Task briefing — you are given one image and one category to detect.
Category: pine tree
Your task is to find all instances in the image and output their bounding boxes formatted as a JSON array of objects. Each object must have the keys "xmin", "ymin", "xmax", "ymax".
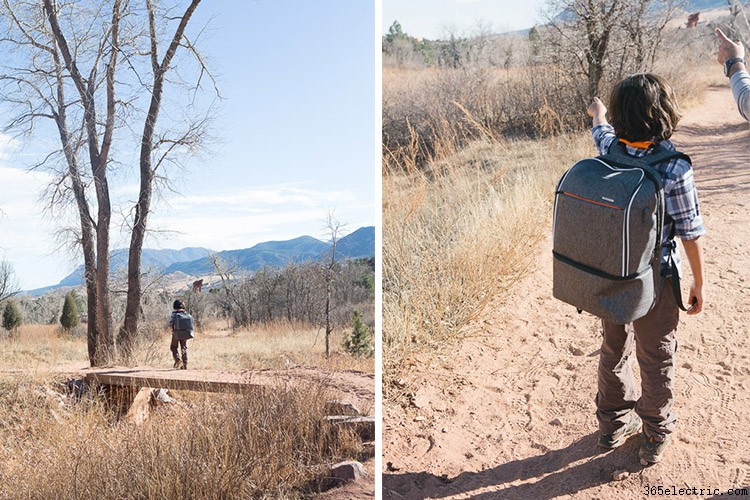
[
  {"xmin": 60, "ymin": 291, "xmax": 80, "ymax": 331},
  {"xmin": 343, "ymin": 309, "xmax": 373, "ymax": 358},
  {"xmin": 2, "ymin": 300, "xmax": 22, "ymax": 335}
]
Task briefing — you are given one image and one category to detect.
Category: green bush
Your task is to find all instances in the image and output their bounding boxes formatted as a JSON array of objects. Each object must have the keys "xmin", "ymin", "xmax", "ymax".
[
  {"xmin": 60, "ymin": 291, "xmax": 79, "ymax": 331},
  {"xmin": 2, "ymin": 300, "xmax": 22, "ymax": 334},
  {"xmin": 342, "ymin": 309, "xmax": 373, "ymax": 358}
]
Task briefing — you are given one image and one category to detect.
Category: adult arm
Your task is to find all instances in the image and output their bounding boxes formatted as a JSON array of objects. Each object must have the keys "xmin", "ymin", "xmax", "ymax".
[
  {"xmin": 730, "ymin": 70, "xmax": 750, "ymax": 122},
  {"xmin": 680, "ymin": 237, "xmax": 704, "ymax": 315},
  {"xmin": 716, "ymin": 28, "xmax": 750, "ymax": 121}
]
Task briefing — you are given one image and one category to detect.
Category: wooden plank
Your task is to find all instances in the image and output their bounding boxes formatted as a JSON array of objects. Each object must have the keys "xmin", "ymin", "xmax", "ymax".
[{"xmin": 84, "ymin": 370, "xmax": 265, "ymax": 394}]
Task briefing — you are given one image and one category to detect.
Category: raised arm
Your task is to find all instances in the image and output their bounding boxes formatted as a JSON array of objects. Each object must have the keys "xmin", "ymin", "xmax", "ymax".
[{"xmin": 716, "ymin": 28, "xmax": 750, "ymax": 121}]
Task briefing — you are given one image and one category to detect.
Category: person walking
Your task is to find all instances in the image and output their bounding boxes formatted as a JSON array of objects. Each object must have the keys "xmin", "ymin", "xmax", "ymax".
[{"xmin": 169, "ymin": 299, "xmax": 194, "ymax": 370}]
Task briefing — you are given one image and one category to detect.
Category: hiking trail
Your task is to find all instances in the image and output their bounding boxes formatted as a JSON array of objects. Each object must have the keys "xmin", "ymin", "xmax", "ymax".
[{"xmin": 383, "ymin": 85, "xmax": 750, "ymax": 499}]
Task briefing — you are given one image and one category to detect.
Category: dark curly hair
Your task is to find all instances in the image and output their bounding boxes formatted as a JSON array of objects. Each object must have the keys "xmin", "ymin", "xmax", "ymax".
[
  {"xmin": 173, "ymin": 300, "xmax": 185, "ymax": 310},
  {"xmin": 608, "ymin": 73, "xmax": 681, "ymax": 142}
]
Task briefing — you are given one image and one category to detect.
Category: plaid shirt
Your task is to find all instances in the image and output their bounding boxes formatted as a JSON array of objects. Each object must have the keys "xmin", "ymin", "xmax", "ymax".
[{"xmin": 592, "ymin": 124, "xmax": 706, "ymax": 271}]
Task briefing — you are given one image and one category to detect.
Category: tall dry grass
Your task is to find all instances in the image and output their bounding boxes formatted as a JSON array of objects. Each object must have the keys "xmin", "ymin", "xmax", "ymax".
[
  {"xmin": 0, "ymin": 374, "xmax": 361, "ymax": 498},
  {"xmin": 0, "ymin": 320, "xmax": 374, "ymax": 374},
  {"xmin": 383, "ymin": 132, "xmax": 593, "ymax": 382},
  {"xmin": 0, "ymin": 321, "xmax": 371, "ymax": 497}
]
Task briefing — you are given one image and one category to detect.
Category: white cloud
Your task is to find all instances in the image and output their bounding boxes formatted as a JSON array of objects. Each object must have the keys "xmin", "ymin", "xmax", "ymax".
[{"xmin": 0, "ymin": 166, "xmax": 76, "ymax": 289}]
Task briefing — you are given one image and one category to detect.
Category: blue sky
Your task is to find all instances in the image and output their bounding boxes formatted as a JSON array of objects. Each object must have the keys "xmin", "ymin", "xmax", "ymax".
[
  {"xmin": 0, "ymin": 0, "xmax": 376, "ymax": 290},
  {"xmin": 383, "ymin": 0, "xmax": 547, "ymax": 39}
]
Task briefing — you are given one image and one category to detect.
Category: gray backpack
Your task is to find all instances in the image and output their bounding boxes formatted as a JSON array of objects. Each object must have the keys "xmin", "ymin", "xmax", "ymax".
[
  {"xmin": 172, "ymin": 311, "xmax": 194, "ymax": 340},
  {"xmin": 552, "ymin": 141, "xmax": 691, "ymax": 324}
]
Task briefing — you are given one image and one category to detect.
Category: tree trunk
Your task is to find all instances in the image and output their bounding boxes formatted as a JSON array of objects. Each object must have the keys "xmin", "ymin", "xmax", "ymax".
[
  {"xmin": 119, "ymin": 0, "xmax": 202, "ymax": 358},
  {"xmin": 43, "ymin": 0, "xmax": 122, "ymax": 364}
]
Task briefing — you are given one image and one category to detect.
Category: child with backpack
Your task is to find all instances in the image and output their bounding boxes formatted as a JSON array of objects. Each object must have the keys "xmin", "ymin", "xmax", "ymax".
[
  {"xmin": 169, "ymin": 299, "xmax": 194, "ymax": 370},
  {"xmin": 583, "ymin": 74, "xmax": 706, "ymax": 464}
]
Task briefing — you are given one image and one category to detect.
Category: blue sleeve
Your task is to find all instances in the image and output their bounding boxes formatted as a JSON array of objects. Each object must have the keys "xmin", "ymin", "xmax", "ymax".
[{"xmin": 591, "ymin": 124, "xmax": 618, "ymax": 155}]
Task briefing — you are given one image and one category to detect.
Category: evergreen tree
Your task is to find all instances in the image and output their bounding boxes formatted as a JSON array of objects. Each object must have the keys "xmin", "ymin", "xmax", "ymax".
[
  {"xmin": 2, "ymin": 300, "xmax": 22, "ymax": 335},
  {"xmin": 60, "ymin": 291, "xmax": 80, "ymax": 331},
  {"xmin": 342, "ymin": 309, "xmax": 373, "ymax": 358}
]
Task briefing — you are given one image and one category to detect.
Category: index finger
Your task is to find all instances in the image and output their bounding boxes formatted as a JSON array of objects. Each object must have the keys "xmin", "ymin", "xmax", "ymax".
[{"xmin": 716, "ymin": 28, "xmax": 731, "ymax": 43}]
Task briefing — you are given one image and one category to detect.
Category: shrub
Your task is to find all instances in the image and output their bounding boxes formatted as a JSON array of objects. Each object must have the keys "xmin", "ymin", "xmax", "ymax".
[
  {"xmin": 2, "ymin": 301, "xmax": 22, "ymax": 334},
  {"xmin": 60, "ymin": 292, "xmax": 79, "ymax": 332},
  {"xmin": 343, "ymin": 309, "xmax": 373, "ymax": 358}
]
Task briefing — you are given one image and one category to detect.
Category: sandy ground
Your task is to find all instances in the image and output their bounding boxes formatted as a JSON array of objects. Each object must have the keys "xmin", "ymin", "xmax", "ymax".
[{"xmin": 383, "ymin": 85, "xmax": 750, "ymax": 499}]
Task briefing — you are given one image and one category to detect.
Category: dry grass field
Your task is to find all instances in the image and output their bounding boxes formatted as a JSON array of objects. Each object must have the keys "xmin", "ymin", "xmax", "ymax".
[{"xmin": 0, "ymin": 321, "xmax": 373, "ymax": 498}]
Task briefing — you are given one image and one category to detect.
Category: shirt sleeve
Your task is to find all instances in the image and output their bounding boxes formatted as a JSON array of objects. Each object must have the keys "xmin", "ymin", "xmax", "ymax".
[
  {"xmin": 730, "ymin": 69, "xmax": 750, "ymax": 122},
  {"xmin": 663, "ymin": 159, "xmax": 706, "ymax": 241},
  {"xmin": 591, "ymin": 123, "xmax": 618, "ymax": 155}
]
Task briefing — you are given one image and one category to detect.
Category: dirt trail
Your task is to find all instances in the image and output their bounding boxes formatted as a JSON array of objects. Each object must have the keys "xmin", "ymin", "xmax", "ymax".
[{"xmin": 383, "ymin": 85, "xmax": 750, "ymax": 499}]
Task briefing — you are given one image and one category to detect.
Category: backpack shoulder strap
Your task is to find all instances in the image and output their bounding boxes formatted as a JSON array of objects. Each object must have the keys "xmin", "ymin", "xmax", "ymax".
[{"xmin": 642, "ymin": 143, "xmax": 691, "ymax": 167}]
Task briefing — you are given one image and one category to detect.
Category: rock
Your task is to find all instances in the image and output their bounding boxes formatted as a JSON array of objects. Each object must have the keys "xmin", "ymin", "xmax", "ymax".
[
  {"xmin": 153, "ymin": 388, "xmax": 176, "ymax": 404},
  {"xmin": 329, "ymin": 460, "xmax": 366, "ymax": 484},
  {"xmin": 442, "ymin": 427, "xmax": 448, "ymax": 433},
  {"xmin": 325, "ymin": 416, "xmax": 375, "ymax": 441},
  {"xmin": 394, "ymin": 378, "xmax": 407, "ymax": 388},
  {"xmin": 414, "ymin": 416, "xmax": 426, "ymax": 422},
  {"xmin": 550, "ymin": 417, "xmax": 563, "ymax": 426},
  {"xmin": 612, "ymin": 470, "xmax": 630, "ymax": 481},
  {"xmin": 124, "ymin": 388, "xmax": 155, "ymax": 426},
  {"xmin": 325, "ymin": 400, "xmax": 361, "ymax": 416},
  {"xmin": 411, "ymin": 389, "xmax": 430, "ymax": 409}
]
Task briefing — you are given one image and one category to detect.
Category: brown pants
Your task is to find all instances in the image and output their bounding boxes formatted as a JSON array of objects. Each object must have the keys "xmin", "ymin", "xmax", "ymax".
[
  {"xmin": 596, "ymin": 278, "xmax": 679, "ymax": 440},
  {"xmin": 170, "ymin": 337, "xmax": 188, "ymax": 365}
]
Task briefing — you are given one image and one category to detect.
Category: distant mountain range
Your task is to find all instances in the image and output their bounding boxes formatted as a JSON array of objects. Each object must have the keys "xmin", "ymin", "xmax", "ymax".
[
  {"xmin": 27, "ymin": 226, "xmax": 375, "ymax": 295},
  {"xmin": 684, "ymin": 0, "xmax": 733, "ymax": 11}
]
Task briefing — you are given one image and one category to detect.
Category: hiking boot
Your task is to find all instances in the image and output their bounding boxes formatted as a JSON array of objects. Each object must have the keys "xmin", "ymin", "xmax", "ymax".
[
  {"xmin": 180, "ymin": 364, "xmax": 187, "ymax": 370},
  {"xmin": 173, "ymin": 359, "xmax": 182, "ymax": 369},
  {"xmin": 639, "ymin": 433, "xmax": 671, "ymax": 465},
  {"xmin": 598, "ymin": 414, "xmax": 642, "ymax": 449}
]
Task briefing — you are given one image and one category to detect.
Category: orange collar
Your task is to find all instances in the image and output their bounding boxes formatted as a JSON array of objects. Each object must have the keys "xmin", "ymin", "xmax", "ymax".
[{"xmin": 620, "ymin": 138, "xmax": 655, "ymax": 149}]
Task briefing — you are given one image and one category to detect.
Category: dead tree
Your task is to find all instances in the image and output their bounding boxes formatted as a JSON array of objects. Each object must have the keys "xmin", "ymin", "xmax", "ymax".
[
  {"xmin": 543, "ymin": 0, "xmax": 681, "ymax": 102},
  {"xmin": 323, "ymin": 212, "xmax": 344, "ymax": 359},
  {"xmin": 0, "ymin": 1, "xmax": 213, "ymax": 365},
  {"xmin": 0, "ymin": 261, "xmax": 19, "ymax": 304},
  {"xmin": 118, "ymin": 0, "xmax": 211, "ymax": 360}
]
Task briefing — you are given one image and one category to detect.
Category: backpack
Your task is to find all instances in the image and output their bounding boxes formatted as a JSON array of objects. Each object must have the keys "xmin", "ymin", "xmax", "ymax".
[
  {"xmin": 552, "ymin": 141, "xmax": 691, "ymax": 324},
  {"xmin": 172, "ymin": 311, "xmax": 194, "ymax": 340}
]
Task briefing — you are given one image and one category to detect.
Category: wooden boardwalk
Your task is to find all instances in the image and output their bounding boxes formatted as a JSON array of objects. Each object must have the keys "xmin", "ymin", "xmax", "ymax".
[
  {"xmin": 84, "ymin": 367, "xmax": 258, "ymax": 394},
  {"xmin": 78, "ymin": 366, "xmax": 375, "ymax": 410}
]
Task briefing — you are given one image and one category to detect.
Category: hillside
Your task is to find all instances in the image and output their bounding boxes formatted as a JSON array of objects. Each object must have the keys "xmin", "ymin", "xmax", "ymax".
[{"xmin": 26, "ymin": 227, "xmax": 375, "ymax": 293}]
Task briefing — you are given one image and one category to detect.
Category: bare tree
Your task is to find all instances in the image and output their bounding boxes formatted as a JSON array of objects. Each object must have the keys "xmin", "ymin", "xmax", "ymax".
[
  {"xmin": 542, "ymin": 0, "xmax": 681, "ymax": 103},
  {"xmin": 0, "ymin": 0, "xmax": 212, "ymax": 365},
  {"xmin": 118, "ymin": 0, "xmax": 209, "ymax": 359},
  {"xmin": 322, "ymin": 212, "xmax": 344, "ymax": 359},
  {"xmin": 0, "ymin": 261, "xmax": 19, "ymax": 304}
]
